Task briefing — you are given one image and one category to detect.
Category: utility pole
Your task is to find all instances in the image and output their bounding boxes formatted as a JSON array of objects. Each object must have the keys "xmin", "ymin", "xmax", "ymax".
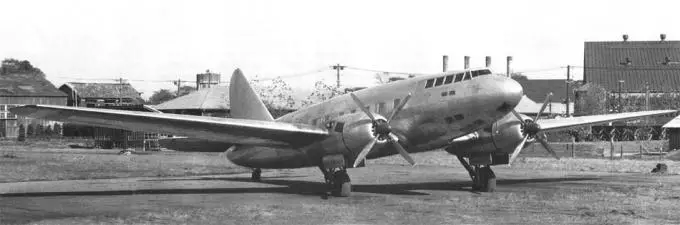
[
  {"xmin": 331, "ymin": 64, "xmax": 345, "ymax": 88},
  {"xmin": 118, "ymin": 77, "xmax": 124, "ymax": 106},
  {"xmin": 566, "ymin": 65, "xmax": 571, "ymax": 117},
  {"xmin": 174, "ymin": 78, "xmax": 182, "ymax": 96}
]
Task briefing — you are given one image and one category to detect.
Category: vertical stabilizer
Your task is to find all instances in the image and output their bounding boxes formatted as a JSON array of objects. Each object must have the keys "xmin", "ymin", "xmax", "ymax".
[{"xmin": 229, "ymin": 69, "xmax": 274, "ymax": 121}]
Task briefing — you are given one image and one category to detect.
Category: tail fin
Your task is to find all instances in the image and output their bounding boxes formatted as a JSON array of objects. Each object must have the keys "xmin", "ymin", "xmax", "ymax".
[{"xmin": 229, "ymin": 69, "xmax": 274, "ymax": 121}]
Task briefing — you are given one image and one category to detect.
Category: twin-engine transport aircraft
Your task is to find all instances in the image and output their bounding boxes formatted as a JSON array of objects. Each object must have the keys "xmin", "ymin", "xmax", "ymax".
[{"xmin": 11, "ymin": 68, "xmax": 675, "ymax": 197}]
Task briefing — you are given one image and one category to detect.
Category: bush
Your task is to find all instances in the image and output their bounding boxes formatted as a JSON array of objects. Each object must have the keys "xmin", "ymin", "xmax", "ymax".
[
  {"xmin": 53, "ymin": 123, "xmax": 62, "ymax": 136},
  {"xmin": 26, "ymin": 124, "xmax": 34, "ymax": 137}
]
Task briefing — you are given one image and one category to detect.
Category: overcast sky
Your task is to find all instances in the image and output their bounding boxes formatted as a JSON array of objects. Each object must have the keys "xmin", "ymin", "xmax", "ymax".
[{"xmin": 1, "ymin": 0, "xmax": 678, "ymax": 98}]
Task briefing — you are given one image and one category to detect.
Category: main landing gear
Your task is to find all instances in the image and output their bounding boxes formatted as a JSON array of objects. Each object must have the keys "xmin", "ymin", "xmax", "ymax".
[
  {"xmin": 251, "ymin": 168, "xmax": 262, "ymax": 181},
  {"xmin": 457, "ymin": 155, "xmax": 497, "ymax": 192},
  {"xmin": 320, "ymin": 166, "xmax": 351, "ymax": 197}
]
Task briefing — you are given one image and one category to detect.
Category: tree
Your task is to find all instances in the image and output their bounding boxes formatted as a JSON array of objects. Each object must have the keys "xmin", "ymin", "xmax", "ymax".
[
  {"xmin": 148, "ymin": 89, "xmax": 176, "ymax": 105},
  {"xmin": 53, "ymin": 123, "xmax": 62, "ymax": 136},
  {"xmin": 301, "ymin": 81, "xmax": 345, "ymax": 107},
  {"xmin": 574, "ymin": 83, "xmax": 607, "ymax": 116}
]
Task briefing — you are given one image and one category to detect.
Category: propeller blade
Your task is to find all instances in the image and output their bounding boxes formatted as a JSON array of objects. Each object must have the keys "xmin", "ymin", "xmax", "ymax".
[
  {"xmin": 350, "ymin": 93, "xmax": 376, "ymax": 121},
  {"xmin": 511, "ymin": 109, "xmax": 526, "ymax": 125},
  {"xmin": 389, "ymin": 133, "xmax": 415, "ymax": 166},
  {"xmin": 387, "ymin": 93, "xmax": 412, "ymax": 122},
  {"xmin": 353, "ymin": 137, "xmax": 379, "ymax": 168},
  {"xmin": 534, "ymin": 92, "xmax": 553, "ymax": 121},
  {"xmin": 537, "ymin": 136, "xmax": 560, "ymax": 160},
  {"xmin": 508, "ymin": 135, "xmax": 529, "ymax": 165}
]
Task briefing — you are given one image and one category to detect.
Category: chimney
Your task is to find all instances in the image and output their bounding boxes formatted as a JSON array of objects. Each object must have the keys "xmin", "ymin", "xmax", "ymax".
[
  {"xmin": 506, "ymin": 56, "xmax": 513, "ymax": 77},
  {"xmin": 442, "ymin": 55, "xmax": 448, "ymax": 72},
  {"xmin": 622, "ymin": 34, "xmax": 629, "ymax": 42},
  {"xmin": 464, "ymin": 56, "xmax": 470, "ymax": 69},
  {"xmin": 485, "ymin": 56, "xmax": 491, "ymax": 68},
  {"xmin": 661, "ymin": 33, "xmax": 667, "ymax": 41}
]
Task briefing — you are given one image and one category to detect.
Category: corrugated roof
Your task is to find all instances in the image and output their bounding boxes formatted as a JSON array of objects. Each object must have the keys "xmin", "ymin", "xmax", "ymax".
[
  {"xmin": 0, "ymin": 73, "xmax": 67, "ymax": 97},
  {"xmin": 155, "ymin": 86, "xmax": 230, "ymax": 110},
  {"xmin": 516, "ymin": 79, "xmax": 574, "ymax": 103},
  {"xmin": 584, "ymin": 41, "xmax": 680, "ymax": 92},
  {"xmin": 65, "ymin": 82, "xmax": 142, "ymax": 99},
  {"xmin": 663, "ymin": 114, "xmax": 680, "ymax": 128}
]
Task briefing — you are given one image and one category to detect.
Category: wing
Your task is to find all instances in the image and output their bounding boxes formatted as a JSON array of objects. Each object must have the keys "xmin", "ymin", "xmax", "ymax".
[
  {"xmin": 11, "ymin": 105, "xmax": 329, "ymax": 147},
  {"xmin": 538, "ymin": 110, "xmax": 677, "ymax": 132}
]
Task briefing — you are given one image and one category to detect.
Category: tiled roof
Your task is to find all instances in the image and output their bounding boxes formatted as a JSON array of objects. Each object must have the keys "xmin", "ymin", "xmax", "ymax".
[
  {"xmin": 64, "ymin": 82, "xmax": 142, "ymax": 99},
  {"xmin": 0, "ymin": 73, "xmax": 67, "ymax": 97},
  {"xmin": 584, "ymin": 41, "xmax": 680, "ymax": 92},
  {"xmin": 155, "ymin": 86, "xmax": 230, "ymax": 110},
  {"xmin": 515, "ymin": 79, "xmax": 574, "ymax": 103}
]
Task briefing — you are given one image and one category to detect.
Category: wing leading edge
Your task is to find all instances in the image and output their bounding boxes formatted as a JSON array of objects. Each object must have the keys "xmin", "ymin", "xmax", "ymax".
[
  {"xmin": 538, "ymin": 110, "xmax": 677, "ymax": 132},
  {"xmin": 11, "ymin": 105, "xmax": 329, "ymax": 147}
]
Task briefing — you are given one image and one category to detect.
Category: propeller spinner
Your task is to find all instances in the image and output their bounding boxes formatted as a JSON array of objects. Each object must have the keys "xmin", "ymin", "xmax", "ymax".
[
  {"xmin": 350, "ymin": 93, "xmax": 415, "ymax": 168},
  {"xmin": 508, "ymin": 92, "xmax": 560, "ymax": 165}
]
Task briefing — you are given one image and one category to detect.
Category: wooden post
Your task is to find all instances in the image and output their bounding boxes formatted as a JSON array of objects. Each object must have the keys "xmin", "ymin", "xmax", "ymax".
[
  {"xmin": 639, "ymin": 145, "xmax": 643, "ymax": 159},
  {"xmin": 571, "ymin": 143, "xmax": 575, "ymax": 158},
  {"xmin": 610, "ymin": 140, "xmax": 614, "ymax": 160},
  {"xmin": 620, "ymin": 145, "xmax": 623, "ymax": 159}
]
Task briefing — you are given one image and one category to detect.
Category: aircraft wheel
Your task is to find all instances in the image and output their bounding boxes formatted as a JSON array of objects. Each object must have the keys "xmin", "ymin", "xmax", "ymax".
[
  {"xmin": 251, "ymin": 168, "xmax": 262, "ymax": 181},
  {"xmin": 331, "ymin": 170, "xmax": 351, "ymax": 197},
  {"xmin": 479, "ymin": 167, "xmax": 496, "ymax": 192}
]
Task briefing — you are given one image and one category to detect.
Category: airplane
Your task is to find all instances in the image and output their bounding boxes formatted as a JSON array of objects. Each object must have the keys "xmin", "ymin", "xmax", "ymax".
[{"xmin": 11, "ymin": 68, "xmax": 675, "ymax": 197}]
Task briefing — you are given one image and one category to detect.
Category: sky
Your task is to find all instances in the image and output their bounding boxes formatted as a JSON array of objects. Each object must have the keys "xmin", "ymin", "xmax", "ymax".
[{"xmin": 1, "ymin": 0, "xmax": 679, "ymax": 99}]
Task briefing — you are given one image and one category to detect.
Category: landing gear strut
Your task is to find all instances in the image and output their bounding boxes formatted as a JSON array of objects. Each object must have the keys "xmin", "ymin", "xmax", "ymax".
[
  {"xmin": 457, "ymin": 156, "xmax": 496, "ymax": 192},
  {"xmin": 320, "ymin": 166, "xmax": 351, "ymax": 197},
  {"xmin": 251, "ymin": 168, "xmax": 261, "ymax": 181}
]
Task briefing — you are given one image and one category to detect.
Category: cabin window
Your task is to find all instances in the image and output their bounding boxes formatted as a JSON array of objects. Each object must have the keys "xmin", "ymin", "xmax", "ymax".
[
  {"xmin": 454, "ymin": 73, "xmax": 464, "ymax": 82},
  {"xmin": 454, "ymin": 114, "xmax": 464, "ymax": 120},
  {"xmin": 449, "ymin": 90, "xmax": 456, "ymax": 95},
  {"xmin": 444, "ymin": 75, "xmax": 454, "ymax": 84},
  {"xmin": 350, "ymin": 109, "xmax": 356, "ymax": 113},
  {"xmin": 393, "ymin": 98, "xmax": 401, "ymax": 108},
  {"xmin": 425, "ymin": 79, "xmax": 435, "ymax": 88},
  {"xmin": 441, "ymin": 92, "xmax": 447, "ymax": 97},
  {"xmin": 445, "ymin": 117, "xmax": 453, "ymax": 124},
  {"xmin": 435, "ymin": 77, "xmax": 445, "ymax": 86},
  {"xmin": 377, "ymin": 102, "xmax": 386, "ymax": 114},
  {"xmin": 339, "ymin": 111, "xmax": 345, "ymax": 116},
  {"xmin": 312, "ymin": 118, "xmax": 318, "ymax": 125}
]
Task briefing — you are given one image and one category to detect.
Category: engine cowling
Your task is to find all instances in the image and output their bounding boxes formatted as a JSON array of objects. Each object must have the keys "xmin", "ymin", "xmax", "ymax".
[
  {"xmin": 316, "ymin": 113, "xmax": 390, "ymax": 165},
  {"xmin": 445, "ymin": 113, "xmax": 529, "ymax": 155}
]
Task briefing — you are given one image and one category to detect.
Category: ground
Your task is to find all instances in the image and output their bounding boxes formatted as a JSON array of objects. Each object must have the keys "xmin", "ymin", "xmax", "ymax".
[{"xmin": 1, "ymin": 140, "xmax": 679, "ymax": 224}]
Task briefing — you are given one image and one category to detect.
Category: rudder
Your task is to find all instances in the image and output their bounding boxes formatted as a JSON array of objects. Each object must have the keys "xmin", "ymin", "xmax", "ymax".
[{"xmin": 229, "ymin": 69, "xmax": 274, "ymax": 121}]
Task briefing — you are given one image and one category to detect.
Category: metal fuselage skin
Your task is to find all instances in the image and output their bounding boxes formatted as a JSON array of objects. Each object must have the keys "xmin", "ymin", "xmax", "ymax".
[{"xmin": 226, "ymin": 71, "xmax": 524, "ymax": 169}]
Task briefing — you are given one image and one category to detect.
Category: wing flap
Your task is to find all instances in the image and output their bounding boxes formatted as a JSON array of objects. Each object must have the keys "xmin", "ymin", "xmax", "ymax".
[
  {"xmin": 538, "ymin": 110, "xmax": 677, "ymax": 132},
  {"xmin": 11, "ymin": 105, "xmax": 329, "ymax": 147}
]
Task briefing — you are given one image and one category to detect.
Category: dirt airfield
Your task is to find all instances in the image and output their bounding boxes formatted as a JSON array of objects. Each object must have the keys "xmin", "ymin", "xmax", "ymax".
[{"xmin": 1, "ymin": 142, "xmax": 679, "ymax": 224}]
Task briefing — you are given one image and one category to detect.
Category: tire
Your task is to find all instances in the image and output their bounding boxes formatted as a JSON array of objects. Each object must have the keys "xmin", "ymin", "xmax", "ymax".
[
  {"xmin": 480, "ymin": 167, "xmax": 496, "ymax": 192},
  {"xmin": 332, "ymin": 171, "xmax": 351, "ymax": 197},
  {"xmin": 251, "ymin": 169, "xmax": 261, "ymax": 181}
]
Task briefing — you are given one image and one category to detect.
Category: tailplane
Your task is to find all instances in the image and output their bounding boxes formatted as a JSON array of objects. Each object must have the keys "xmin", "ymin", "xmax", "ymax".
[{"xmin": 229, "ymin": 69, "xmax": 274, "ymax": 121}]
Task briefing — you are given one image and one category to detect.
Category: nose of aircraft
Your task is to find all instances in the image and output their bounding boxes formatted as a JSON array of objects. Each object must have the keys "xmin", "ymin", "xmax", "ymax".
[{"xmin": 474, "ymin": 75, "xmax": 524, "ymax": 113}]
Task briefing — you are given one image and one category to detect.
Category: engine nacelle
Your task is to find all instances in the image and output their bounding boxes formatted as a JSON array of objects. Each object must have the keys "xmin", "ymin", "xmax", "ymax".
[
  {"xmin": 315, "ymin": 113, "xmax": 386, "ymax": 166},
  {"xmin": 445, "ymin": 113, "xmax": 528, "ymax": 155}
]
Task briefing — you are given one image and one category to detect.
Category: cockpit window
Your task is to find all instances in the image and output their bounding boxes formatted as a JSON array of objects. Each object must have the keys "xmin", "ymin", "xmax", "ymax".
[
  {"xmin": 444, "ymin": 75, "xmax": 454, "ymax": 84},
  {"xmin": 463, "ymin": 71, "xmax": 471, "ymax": 80},
  {"xmin": 471, "ymin": 70, "xmax": 480, "ymax": 78},
  {"xmin": 454, "ymin": 73, "xmax": 464, "ymax": 82},
  {"xmin": 434, "ymin": 77, "xmax": 445, "ymax": 86},
  {"xmin": 425, "ymin": 79, "xmax": 434, "ymax": 88},
  {"xmin": 477, "ymin": 69, "xmax": 491, "ymax": 76}
]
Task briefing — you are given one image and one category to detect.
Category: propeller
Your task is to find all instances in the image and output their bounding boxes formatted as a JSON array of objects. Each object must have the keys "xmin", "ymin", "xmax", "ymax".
[
  {"xmin": 350, "ymin": 93, "xmax": 415, "ymax": 168},
  {"xmin": 508, "ymin": 92, "xmax": 560, "ymax": 164}
]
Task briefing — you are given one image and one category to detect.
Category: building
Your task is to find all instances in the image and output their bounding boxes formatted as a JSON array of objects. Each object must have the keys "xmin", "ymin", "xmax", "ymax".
[
  {"xmin": 0, "ymin": 72, "xmax": 67, "ymax": 138},
  {"xmin": 581, "ymin": 34, "xmax": 680, "ymax": 141},
  {"xmin": 154, "ymin": 86, "xmax": 231, "ymax": 117},
  {"xmin": 196, "ymin": 70, "xmax": 221, "ymax": 90},
  {"xmin": 58, "ymin": 82, "xmax": 158, "ymax": 150},
  {"xmin": 59, "ymin": 82, "xmax": 144, "ymax": 107},
  {"xmin": 584, "ymin": 34, "xmax": 680, "ymax": 94},
  {"xmin": 515, "ymin": 79, "xmax": 575, "ymax": 117}
]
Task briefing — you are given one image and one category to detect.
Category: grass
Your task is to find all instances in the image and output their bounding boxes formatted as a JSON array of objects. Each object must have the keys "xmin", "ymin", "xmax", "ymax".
[{"xmin": 0, "ymin": 140, "xmax": 248, "ymax": 183}]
